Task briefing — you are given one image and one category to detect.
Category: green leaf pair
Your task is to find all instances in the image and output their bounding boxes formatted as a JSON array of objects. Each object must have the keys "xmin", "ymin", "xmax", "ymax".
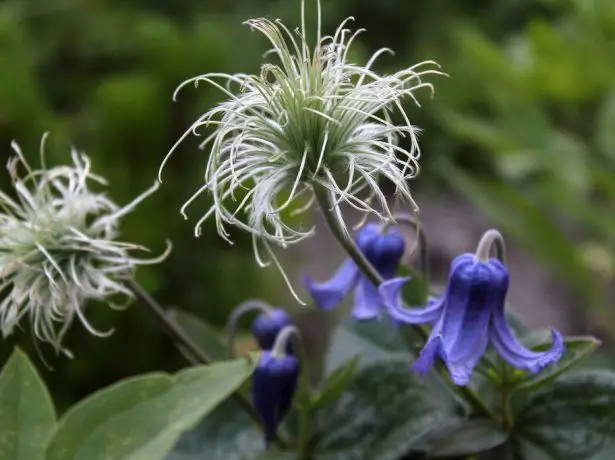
[{"xmin": 0, "ymin": 348, "xmax": 255, "ymax": 460}]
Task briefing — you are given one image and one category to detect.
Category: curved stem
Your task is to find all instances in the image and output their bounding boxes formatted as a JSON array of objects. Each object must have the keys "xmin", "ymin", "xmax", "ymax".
[
  {"xmin": 389, "ymin": 212, "xmax": 429, "ymax": 281},
  {"xmin": 226, "ymin": 299, "xmax": 273, "ymax": 357},
  {"xmin": 127, "ymin": 279, "xmax": 288, "ymax": 448},
  {"xmin": 312, "ymin": 186, "xmax": 495, "ymax": 420},
  {"xmin": 475, "ymin": 229, "xmax": 506, "ymax": 264}
]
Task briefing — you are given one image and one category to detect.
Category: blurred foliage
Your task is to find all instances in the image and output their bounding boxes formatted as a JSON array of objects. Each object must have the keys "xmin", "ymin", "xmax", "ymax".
[
  {"xmin": 1, "ymin": 0, "xmax": 614, "ymax": 406},
  {"xmin": 431, "ymin": 0, "xmax": 615, "ymax": 330}
]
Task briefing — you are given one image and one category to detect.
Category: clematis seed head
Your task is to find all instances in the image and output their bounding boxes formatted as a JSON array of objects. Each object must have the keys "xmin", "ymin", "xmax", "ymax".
[
  {"xmin": 158, "ymin": 0, "xmax": 444, "ymax": 301},
  {"xmin": 0, "ymin": 134, "xmax": 170, "ymax": 355}
]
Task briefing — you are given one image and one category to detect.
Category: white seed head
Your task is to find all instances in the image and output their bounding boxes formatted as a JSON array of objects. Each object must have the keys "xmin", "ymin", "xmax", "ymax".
[
  {"xmin": 159, "ymin": 0, "xmax": 444, "ymax": 301},
  {"xmin": 0, "ymin": 134, "xmax": 170, "ymax": 354}
]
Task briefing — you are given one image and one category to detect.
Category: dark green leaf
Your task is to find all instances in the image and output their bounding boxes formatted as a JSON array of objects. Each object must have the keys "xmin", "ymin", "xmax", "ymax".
[
  {"xmin": 512, "ymin": 336, "xmax": 601, "ymax": 392},
  {"xmin": 254, "ymin": 452, "xmax": 298, "ymax": 460},
  {"xmin": 0, "ymin": 348, "xmax": 56, "ymax": 460},
  {"xmin": 325, "ymin": 317, "xmax": 409, "ymax": 374},
  {"xmin": 427, "ymin": 419, "xmax": 508, "ymax": 457},
  {"xmin": 315, "ymin": 360, "xmax": 462, "ymax": 460},
  {"xmin": 46, "ymin": 358, "xmax": 255, "ymax": 460},
  {"xmin": 166, "ymin": 400, "xmax": 262, "ymax": 460},
  {"xmin": 312, "ymin": 355, "xmax": 360, "ymax": 410},
  {"xmin": 514, "ymin": 370, "xmax": 615, "ymax": 459},
  {"xmin": 167, "ymin": 309, "xmax": 230, "ymax": 361},
  {"xmin": 395, "ymin": 266, "xmax": 429, "ymax": 305}
]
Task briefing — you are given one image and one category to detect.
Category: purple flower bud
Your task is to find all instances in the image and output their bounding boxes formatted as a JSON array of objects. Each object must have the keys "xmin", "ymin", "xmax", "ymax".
[
  {"xmin": 252, "ymin": 351, "xmax": 299, "ymax": 446},
  {"xmin": 251, "ymin": 308, "xmax": 293, "ymax": 352}
]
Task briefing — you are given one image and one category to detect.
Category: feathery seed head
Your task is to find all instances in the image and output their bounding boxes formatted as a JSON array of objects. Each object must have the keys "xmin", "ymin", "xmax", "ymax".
[
  {"xmin": 0, "ymin": 134, "xmax": 170, "ymax": 354},
  {"xmin": 159, "ymin": 0, "xmax": 444, "ymax": 300}
]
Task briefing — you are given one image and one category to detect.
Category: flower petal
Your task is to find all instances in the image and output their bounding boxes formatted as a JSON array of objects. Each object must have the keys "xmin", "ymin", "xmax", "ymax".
[
  {"xmin": 379, "ymin": 277, "xmax": 445, "ymax": 325},
  {"xmin": 304, "ymin": 259, "xmax": 359, "ymax": 311},
  {"xmin": 490, "ymin": 308, "xmax": 564, "ymax": 373},
  {"xmin": 410, "ymin": 323, "xmax": 443, "ymax": 378},
  {"xmin": 445, "ymin": 330, "xmax": 489, "ymax": 386},
  {"xmin": 436, "ymin": 255, "xmax": 495, "ymax": 383},
  {"xmin": 351, "ymin": 277, "xmax": 382, "ymax": 320}
]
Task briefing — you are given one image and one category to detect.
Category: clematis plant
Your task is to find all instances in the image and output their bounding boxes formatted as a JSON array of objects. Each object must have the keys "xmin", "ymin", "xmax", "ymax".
[{"xmin": 0, "ymin": 2, "xmax": 610, "ymax": 460}]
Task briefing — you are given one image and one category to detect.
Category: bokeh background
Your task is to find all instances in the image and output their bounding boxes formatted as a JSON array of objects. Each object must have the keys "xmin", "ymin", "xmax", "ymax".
[{"xmin": 2, "ymin": 0, "xmax": 615, "ymax": 410}]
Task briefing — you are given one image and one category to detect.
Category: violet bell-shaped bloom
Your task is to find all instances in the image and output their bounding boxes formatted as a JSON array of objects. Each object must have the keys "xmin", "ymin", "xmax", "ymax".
[
  {"xmin": 379, "ymin": 254, "xmax": 565, "ymax": 386},
  {"xmin": 251, "ymin": 326, "xmax": 299, "ymax": 446},
  {"xmin": 304, "ymin": 223, "xmax": 405, "ymax": 320}
]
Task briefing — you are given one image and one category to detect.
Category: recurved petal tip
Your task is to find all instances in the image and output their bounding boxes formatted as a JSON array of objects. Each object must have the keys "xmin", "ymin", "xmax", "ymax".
[{"xmin": 304, "ymin": 259, "xmax": 358, "ymax": 311}]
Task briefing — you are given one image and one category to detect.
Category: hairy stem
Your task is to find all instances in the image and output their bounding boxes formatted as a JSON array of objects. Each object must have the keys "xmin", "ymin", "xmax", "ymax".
[
  {"xmin": 127, "ymin": 279, "xmax": 288, "ymax": 447},
  {"xmin": 312, "ymin": 185, "xmax": 495, "ymax": 419}
]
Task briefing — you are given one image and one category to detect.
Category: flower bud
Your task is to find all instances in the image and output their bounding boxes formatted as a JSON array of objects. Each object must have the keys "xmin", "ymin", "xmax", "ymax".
[
  {"xmin": 251, "ymin": 324, "xmax": 300, "ymax": 446},
  {"xmin": 251, "ymin": 308, "xmax": 293, "ymax": 352}
]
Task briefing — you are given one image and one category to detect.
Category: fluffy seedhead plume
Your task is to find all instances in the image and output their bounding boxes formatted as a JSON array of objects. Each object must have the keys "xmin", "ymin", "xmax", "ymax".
[
  {"xmin": 159, "ymin": 0, "xmax": 444, "ymax": 300},
  {"xmin": 0, "ymin": 134, "xmax": 170, "ymax": 354}
]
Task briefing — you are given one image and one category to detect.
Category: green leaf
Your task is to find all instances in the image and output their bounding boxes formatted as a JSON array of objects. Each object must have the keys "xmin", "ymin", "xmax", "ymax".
[
  {"xmin": 46, "ymin": 357, "xmax": 255, "ymax": 460},
  {"xmin": 514, "ymin": 370, "xmax": 615, "ymax": 459},
  {"xmin": 511, "ymin": 336, "xmax": 601, "ymax": 392},
  {"xmin": 0, "ymin": 348, "xmax": 56, "ymax": 460},
  {"xmin": 315, "ymin": 360, "xmax": 462, "ymax": 460},
  {"xmin": 395, "ymin": 265, "xmax": 429, "ymax": 305},
  {"xmin": 427, "ymin": 419, "xmax": 509, "ymax": 457},
  {"xmin": 167, "ymin": 309, "xmax": 230, "ymax": 361},
  {"xmin": 254, "ymin": 452, "xmax": 298, "ymax": 460},
  {"xmin": 166, "ymin": 400, "xmax": 262, "ymax": 460},
  {"xmin": 312, "ymin": 355, "xmax": 360, "ymax": 410},
  {"xmin": 325, "ymin": 318, "xmax": 455, "ymax": 407},
  {"xmin": 325, "ymin": 317, "xmax": 409, "ymax": 374}
]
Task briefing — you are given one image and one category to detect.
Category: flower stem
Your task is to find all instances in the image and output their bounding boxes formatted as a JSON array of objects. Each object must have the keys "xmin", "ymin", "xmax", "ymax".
[
  {"xmin": 298, "ymin": 408, "xmax": 315, "ymax": 459},
  {"xmin": 126, "ymin": 279, "xmax": 288, "ymax": 448},
  {"xmin": 312, "ymin": 186, "xmax": 495, "ymax": 420}
]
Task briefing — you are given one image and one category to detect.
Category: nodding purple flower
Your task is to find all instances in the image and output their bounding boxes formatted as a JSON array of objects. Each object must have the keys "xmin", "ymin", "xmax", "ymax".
[
  {"xmin": 379, "ymin": 254, "xmax": 565, "ymax": 386},
  {"xmin": 251, "ymin": 327, "xmax": 299, "ymax": 447},
  {"xmin": 252, "ymin": 308, "xmax": 294, "ymax": 353},
  {"xmin": 304, "ymin": 223, "xmax": 405, "ymax": 320}
]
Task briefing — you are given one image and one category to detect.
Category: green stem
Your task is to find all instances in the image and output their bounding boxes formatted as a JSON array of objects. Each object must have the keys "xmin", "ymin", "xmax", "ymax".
[
  {"xmin": 312, "ymin": 186, "xmax": 495, "ymax": 420},
  {"xmin": 298, "ymin": 409, "xmax": 314, "ymax": 459},
  {"xmin": 501, "ymin": 389, "xmax": 513, "ymax": 430},
  {"xmin": 127, "ymin": 279, "xmax": 288, "ymax": 448}
]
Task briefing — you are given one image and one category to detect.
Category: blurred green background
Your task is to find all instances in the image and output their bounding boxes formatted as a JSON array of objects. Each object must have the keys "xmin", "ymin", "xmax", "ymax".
[{"xmin": 2, "ymin": 0, "xmax": 615, "ymax": 408}]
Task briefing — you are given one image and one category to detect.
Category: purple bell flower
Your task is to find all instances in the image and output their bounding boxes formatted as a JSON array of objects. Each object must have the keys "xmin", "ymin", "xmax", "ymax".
[
  {"xmin": 379, "ymin": 254, "xmax": 565, "ymax": 386},
  {"xmin": 252, "ymin": 308, "xmax": 293, "ymax": 352},
  {"xmin": 252, "ymin": 351, "xmax": 299, "ymax": 446},
  {"xmin": 304, "ymin": 223, "xmax": 405, "ymax": 320}
]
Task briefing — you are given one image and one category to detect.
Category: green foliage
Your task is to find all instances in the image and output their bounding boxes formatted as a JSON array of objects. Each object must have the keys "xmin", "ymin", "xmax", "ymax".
[
  {"xmin": 310, "ymin": 354, "xmax": 360, "ymax": 410},
  {"xmin": 426, "ymin": 419, "xmax": 509, "ymax": 457},
  {"xmin": 510, "ymin": 336, "xmax": 601, "ymax": 392},
  {"xmin": 0, "ymin": 349, "xmax": 256, "ymax": 460},
  {"xmin": 431, "ymin": 0, "xmax": 615, "ymax": 329},
  {"xmin": 0, "ymin": 349, "xmax": 56, "ymax": 460},
  {"xmin": 514, "ymin": 370, "xmax": 615, "ymax": 459},
  {"xmin": 167, "ymin": 309, "xmax": 230, "ymax": 362}
]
